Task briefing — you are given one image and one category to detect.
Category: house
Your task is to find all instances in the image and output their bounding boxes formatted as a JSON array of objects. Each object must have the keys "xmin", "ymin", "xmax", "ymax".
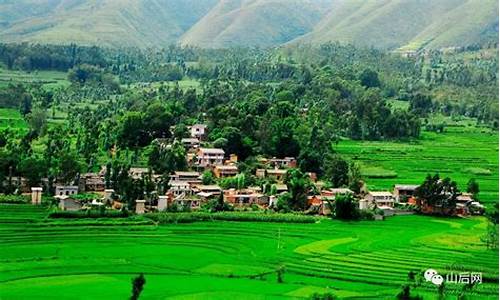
[
  {"xmin": 193, "ymin": 185, "xmax": 222, "ymax": 196},
  {"xmin": 256, "ymin": 169, "xmax": 287, "ymax": 181},
  {"xmin": 223, "ymin": 189, "xmax": 267, "ymax": 206},
  {"xmin": 58, "ymin": 196, "xmax": 82, "ymax": 211},
  {"xmin": 273, "ymin": 184, "xmax": 288, "ymax": 194},
  {"xmin": 168, "ymin": 181, "xmax": 193, "ymax": 197},
  {"xmin": 213, "ymin": 165, "xmax": 238, "ymax": 178},
  {"xmin": 78, "ymin": 173, "xmax": 105, "ymax": 192},
  {"xmin": 268, "ymin": 157, "xmax": 297, "ymax": 169},
  {"xmin": 169, "ymin": 171, "xmax": 201, "ymax": 184},
  {"xmin": 166, "ymin": 192, "xmax": 202, "ymax": 210},
  {"xmin": 55, "ymin": 185, "xmax": 79, "ymax": 197},
  {"xmin": 455, "ymin": 193, "xmax": 484, "ymax": 216},
  {"xmin": 181, "ymin": 138, "xmax": 200, "ymax": 150},
  {"xmin": 456, "ymin": 193, "xmax": 473, "ymax": 203},
  {"xmin": 129, "ymin": 168, "xmax": 150, "ymax": 179},
  {"xmin": 307, "ymin": 194, "xmax": 335, "ymax": 215},
  {"xmin": 196, "ymin": 148, "xmax": 225, "ymax": 167},
  {"xmin": 4, "ymin": 177, "xmax": 30, "ymax": 193},
  {"xmin": 190, "ymin": 124, "xmax": 207, "ymax": 140},
  {"xmin": 393, "ymin": 185, "xmax": 419, "ymax": 202},
  {"xmin": 364, "ymin": 191, "xmax": 395, "ymax": 208},
  {"xmin": 327, "ymin": 188, "xmax": 354, "ymax": 196}
]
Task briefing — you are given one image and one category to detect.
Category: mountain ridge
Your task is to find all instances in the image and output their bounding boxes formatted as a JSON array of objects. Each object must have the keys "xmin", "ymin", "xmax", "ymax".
[{"xmin": 0, "ymin": 0, "xmax": 497, "ymax": 49}]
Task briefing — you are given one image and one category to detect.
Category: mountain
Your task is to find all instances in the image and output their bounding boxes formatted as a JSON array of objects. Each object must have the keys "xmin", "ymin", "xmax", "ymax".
[
  {"xmin": 0, "ymin": 0, "xmax": 497, "ymax": 49},
  {"xmin": 292, "ymin": 0, "xmax": 499, "ymax": 50},
  {"xmin": 0, "ymin": 0, "xmax": 218, "ymax": 47},
  {"xmin": 179, "ymin": 0, "xmax": 333, "ymax": 48}
]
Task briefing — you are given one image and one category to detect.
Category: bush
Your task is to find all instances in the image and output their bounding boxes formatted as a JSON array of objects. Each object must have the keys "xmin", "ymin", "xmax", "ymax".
[
  {"xmin": 358, "ymin": 209, "xmax": 374, "ymax": 220},
  {"xmin": 0, "ymin": 194, "xmax": 30, "ymax": 204},
  {"xmin": 49, "ymin": 209, "xmax": 130, "ymax": 219},
  {"xmin": 333, "ymin": 193, "xmax": 360, "ymax": 220},
  {"xmin": 146, "ymin": 212, "xmax": 316, "ymax": 224}
]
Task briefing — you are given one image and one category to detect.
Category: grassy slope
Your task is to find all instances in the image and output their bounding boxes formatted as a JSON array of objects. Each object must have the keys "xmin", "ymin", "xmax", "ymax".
[
  {"xmin": 0, "ymin": 0, "xmax": 218, "ymax": 48},
  {"xmin": 0, "ymin": 205, "xmax": 497, "ymax": 299},
  {"xmin": 0, "ymin": 0, "xmax": 497, "ymax": 49},
  {"xmin": 407, "ymin": 0, "xmax": 499, "ymax": 50},
  {"xmin": 291, "ymin": 0, "xmax": 498, "ymax": 50},
  {"xmin": 180, "ymin": 0, "xmax": 332, "ymax": 48},
  {"xmin": 336, "ymin": 126, "xmax": 499, "ymax": 206}
]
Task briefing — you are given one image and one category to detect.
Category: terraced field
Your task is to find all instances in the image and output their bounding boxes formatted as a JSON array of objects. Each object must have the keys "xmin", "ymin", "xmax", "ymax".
[
  {"xmin": 0, "ymin": 68, "xmax": 69, "ymax": 89},
  {"xmin": 0, "ymin": 205, "xmax": 497, "ymax": 299},
  {"xmin": 337, "ymin": 126, "xmax": 499, "ymax": 206},
  {"xmin": 0, "ymin": 108, "xmax": 28, "ymax": 130}
]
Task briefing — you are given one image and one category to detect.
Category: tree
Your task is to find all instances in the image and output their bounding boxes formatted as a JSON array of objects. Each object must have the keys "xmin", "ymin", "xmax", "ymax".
[
  {"xmin": 130, "ymin": 273, "xmax": 146, "ymax": 300},
  {"xmin": 359, "ymin": 68, "xmax": 381, "ymax": 88},
  {"xmin": 348, "ymin": 162, "xmax": 363, "ymax": 194},
  {"xmin": 276, "ymin": 265, "xmax": 285, "ymax": 283},
  {"xmin": 333, "ymin": 193, "xmax": 359, "ymax": 220},
  {"xmin": 325, "ymin": 154, "xmax": 349, "ymax": 187},
  {"xmin": 27, "ymin": 108, "xmax": 47, "ymax": 137},
  {"xmin": 283, "ymin": 169, "xmax": 313, "ymax": 211},
  {"xmin": 57, "ymin": 152, "xmax": 83, "ymax": 184},
  {"xmin": 466, "ymin": 178, "xmax": 479, "ymax": 199},
  {"xmin": 415, "ymin": 174, "xmax": 460, "ymax": 215},
  {"xmin": 143, "ymin": 102, "xmax": 173, "ymax": 139},
  {"xmin": 19, "ymin": 156, "xmax": 46, "ymax": 187},
  {"xmin": 117, "ymin": 112, "xmax": 149, "ymax": 149},
  {"xmin": 201, "ymin": 170, "xmax": 215, "ymax": 185},
  {"xmin": 148, "ymin": 142, "xmax": 187, "ymax": 175}
]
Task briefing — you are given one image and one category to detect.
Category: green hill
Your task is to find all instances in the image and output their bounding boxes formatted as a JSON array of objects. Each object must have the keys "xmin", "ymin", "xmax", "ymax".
[
  {"xmin": 292, "ymin": 0, "xmax": 498, "ymax": 50},
  {"xmin": 179, "ymin": 0, "xmax": 333, "ymax": 48},
  {"xmin": 0, "ymin": 0, "xmax": 218, "ymax": 48},
  {"xmin": 0, "ymin": 0, "xmax": 497, "ymax": 49}
]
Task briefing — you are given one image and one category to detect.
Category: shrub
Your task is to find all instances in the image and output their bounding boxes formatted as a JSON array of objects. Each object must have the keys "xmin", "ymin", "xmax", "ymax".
[
  {"xmin": 146, "ymin": 212, "xmax": 316, "ymax": 224},
  {"xmin": 49, "ymin": 209, "xmax": 130, "ymax": 219},
  {"xmin": 358, "ymin": 209, "xmax": 374, "ymax": 220},
  {"xmin": 0, "ymin": 194, "xmax": 30, "ymax": 204},
  {"xmin": 333, "ymin": 193, "xmax": 360, "ymax": 220}
]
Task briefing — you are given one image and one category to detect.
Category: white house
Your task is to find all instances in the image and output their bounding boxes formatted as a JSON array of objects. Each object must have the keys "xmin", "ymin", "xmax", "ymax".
[
  {"xmin": 168, "ymin": 180, "xmax": 192, "ymax": 196},
  {"xmin": 196, "ymin": 148, "xmax": 225, "ymax": 167},
  {"xmin": 190, "ymin": 124, "xmax": 207, "ymax": 139},
  {"xmin": 55, "ymin": 185, "xmax": 79, "ymax": 197},
  {"xmin": 364, "ymin": 191, "xmax": 395, "ymax": 208}
]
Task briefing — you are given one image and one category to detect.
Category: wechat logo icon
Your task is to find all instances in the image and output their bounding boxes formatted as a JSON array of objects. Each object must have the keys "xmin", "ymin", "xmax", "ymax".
[{"xmin": 424, "ymin": 269, "xmax": 444, "ymax": 286}]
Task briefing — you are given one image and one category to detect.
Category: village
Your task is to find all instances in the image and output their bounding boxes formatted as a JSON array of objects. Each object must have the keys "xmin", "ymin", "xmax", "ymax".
[{"xmin": 22, "ymin": 123, "xmax": 485, "ymax": 220}]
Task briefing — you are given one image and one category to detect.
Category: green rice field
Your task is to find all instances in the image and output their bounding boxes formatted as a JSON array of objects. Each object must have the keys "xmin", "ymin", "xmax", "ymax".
[
  {"xmin": 0, "ymin": 205, "xmax": 497, "ymax": 299},
  {"xmin": 336, "ymin": 126, "xmax": 499, "ymax": 206},
  {"xmin": 0, "ymin": 108, "xmax": 28, "ymax": 130},
  {"xmin": 0, "ymin": 68, "xmax": 69, "ymax": 89}
]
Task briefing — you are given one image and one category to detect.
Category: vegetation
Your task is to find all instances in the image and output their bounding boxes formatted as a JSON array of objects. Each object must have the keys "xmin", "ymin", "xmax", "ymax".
[
  {"xmin": 145, "ymin": 212, "xmax": 317, "ymax": 224},
  {"xmin": 0, "ymin": 42, "xmax": 496, "ymax": 203},
  {"xmin": 0, "ymin": 204, "xmax": 497, "ymax": 299}
]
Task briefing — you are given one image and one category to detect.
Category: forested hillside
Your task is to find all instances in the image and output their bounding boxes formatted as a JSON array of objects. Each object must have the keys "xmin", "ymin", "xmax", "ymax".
[{"xmin": 0, "ymin": 42, "xmax": 497, "ymax": 201}]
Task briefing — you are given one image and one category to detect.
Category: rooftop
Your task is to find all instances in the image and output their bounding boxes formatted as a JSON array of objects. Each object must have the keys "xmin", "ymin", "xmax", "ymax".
[
  {"xmin": 181, "ymin": 138, "xmax": 200, "ymax": 143},
  {"xmin": 215, "ymin": 165, "xmax": 238, "ymax": 170},
  {"xmin": 195, "ymin": 185, "xmax": 222, "ymax": 191},
  {"xmin": 199, "ymin": 148, "xmax": 225, "ymax": 154},
  {"xmin": 174, "ymin": 171, "xmax": 200, "ymax": 177},
  {"xmin": 394, "ymin": 184, "xmax": 419, "ymax": 190},
  {"xmin": 169, "ymin": 181, "xmax": 191, "ymax": 186},
  {"xmin": 329, "ymin": 188, "xmax": 354, "ymax": 194},
  {"xmin": 369, "ymin": 191, "xmax": 393, "ymax": 197}
]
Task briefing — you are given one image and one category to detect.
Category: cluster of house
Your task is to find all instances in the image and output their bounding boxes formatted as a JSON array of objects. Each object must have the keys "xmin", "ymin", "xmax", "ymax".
[{"xmin": 23, "ymin": 123, "xmax": 485, "ymax": 218}]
